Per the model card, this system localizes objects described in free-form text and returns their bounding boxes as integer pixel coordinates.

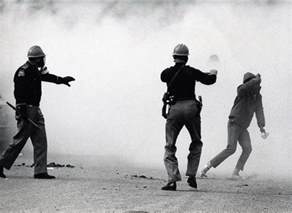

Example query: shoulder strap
[167,65,185,91]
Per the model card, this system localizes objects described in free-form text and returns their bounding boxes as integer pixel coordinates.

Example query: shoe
[200,173,208,178]
[200,168,209,178]
[0,166,6,178]
[161,182,176,191]
[231,174,242,180]
[187,176,197,188]
[200,163,211,178]
[34,173,55,179]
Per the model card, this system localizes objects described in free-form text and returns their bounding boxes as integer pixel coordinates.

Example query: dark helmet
[27,46,45,58]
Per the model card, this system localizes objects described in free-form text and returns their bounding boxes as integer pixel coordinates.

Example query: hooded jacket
[228,72,265,129]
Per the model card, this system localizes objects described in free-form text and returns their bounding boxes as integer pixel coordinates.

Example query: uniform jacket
[228,73,265,129]
[14,61,62,106]
[161,63,216,101]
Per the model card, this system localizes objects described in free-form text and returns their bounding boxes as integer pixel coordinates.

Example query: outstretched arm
[40,67,75,86]
[195,69,217,85]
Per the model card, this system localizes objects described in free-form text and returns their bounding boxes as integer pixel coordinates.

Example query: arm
[14,69,30,119]
[160,68,171,83]
[237,75,261,96]
[255,94,265,131]
[40,67,75,86]
[14,69,30,104]
[41,73,61,83]
[195,68,217,85]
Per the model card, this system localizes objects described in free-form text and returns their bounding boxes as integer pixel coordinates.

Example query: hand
[40,66,49,74]
[61,76,75,87]
[260,127,269,139]
[209,69,218,75]
[261,131,269,139]
[15,104,27,120]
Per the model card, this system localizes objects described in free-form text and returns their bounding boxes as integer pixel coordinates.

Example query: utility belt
[16,103,39,108]
[162,93,202,119]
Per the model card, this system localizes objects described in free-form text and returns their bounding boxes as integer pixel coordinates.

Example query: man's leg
[185,115,202,178]
[30,108,52,178]
[163,108,184,184]
[208,122,242,169]
[0,119,31,172]
[234,129,252,173]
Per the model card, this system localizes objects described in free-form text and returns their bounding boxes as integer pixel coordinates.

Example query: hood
[243,72,256,83]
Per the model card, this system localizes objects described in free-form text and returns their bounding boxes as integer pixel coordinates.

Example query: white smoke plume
[0,0,291,177]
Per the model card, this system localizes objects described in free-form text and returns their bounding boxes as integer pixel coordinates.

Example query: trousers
[164,100,202,182]
[0,106,48,175]
[210,121,252,171]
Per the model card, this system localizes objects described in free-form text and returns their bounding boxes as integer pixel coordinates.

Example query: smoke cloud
[0,0,291,177]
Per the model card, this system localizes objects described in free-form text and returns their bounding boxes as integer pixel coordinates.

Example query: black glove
[15,104,27,120]
[60,76,75,87]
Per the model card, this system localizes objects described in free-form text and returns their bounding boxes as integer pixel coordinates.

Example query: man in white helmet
[160,44,217,190]
[0,45,75,179]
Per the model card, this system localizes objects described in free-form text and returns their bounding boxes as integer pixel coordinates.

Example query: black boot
[34,173,55,179]
[161,182,176,191]
[187,176,197,189]
[0,166,6,178]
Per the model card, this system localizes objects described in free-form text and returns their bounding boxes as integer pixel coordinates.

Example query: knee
[165,144,176,153]
[189,141,202,153]
[226,145,236,155]
[243,146,252,155]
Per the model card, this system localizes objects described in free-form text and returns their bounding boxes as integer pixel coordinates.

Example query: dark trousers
[210,121,252,171]
[164,100,202,182]
[0,106,48,175]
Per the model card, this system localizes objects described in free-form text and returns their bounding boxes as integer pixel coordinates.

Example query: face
[29,56,46,68]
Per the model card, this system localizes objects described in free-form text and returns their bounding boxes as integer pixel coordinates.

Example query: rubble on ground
[15,162,75,168]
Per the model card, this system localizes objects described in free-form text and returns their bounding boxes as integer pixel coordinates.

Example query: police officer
[161,44,217,190]
[0,45,75,179]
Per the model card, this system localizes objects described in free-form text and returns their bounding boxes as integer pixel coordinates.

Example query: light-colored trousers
[164,100,202,182]
[210,121,252,171]
[0,106,48,175]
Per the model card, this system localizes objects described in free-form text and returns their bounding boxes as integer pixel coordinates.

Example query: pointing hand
[61,76,75,87]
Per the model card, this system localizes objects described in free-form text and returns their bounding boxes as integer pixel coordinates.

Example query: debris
[15,163,26,167]
[47,162,75,168]
[47,162,64,167]
[236,184,249,187]
[15,162,75,169]
[126,174,164,181]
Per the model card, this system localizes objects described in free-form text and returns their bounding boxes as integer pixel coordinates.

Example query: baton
[6,102,40,129]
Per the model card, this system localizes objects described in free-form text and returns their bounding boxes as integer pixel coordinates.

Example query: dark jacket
[14,61,62,106]
[228,73,265,129]
[161,63,216,101]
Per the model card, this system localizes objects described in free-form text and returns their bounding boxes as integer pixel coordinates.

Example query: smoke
[0,0,291,177]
